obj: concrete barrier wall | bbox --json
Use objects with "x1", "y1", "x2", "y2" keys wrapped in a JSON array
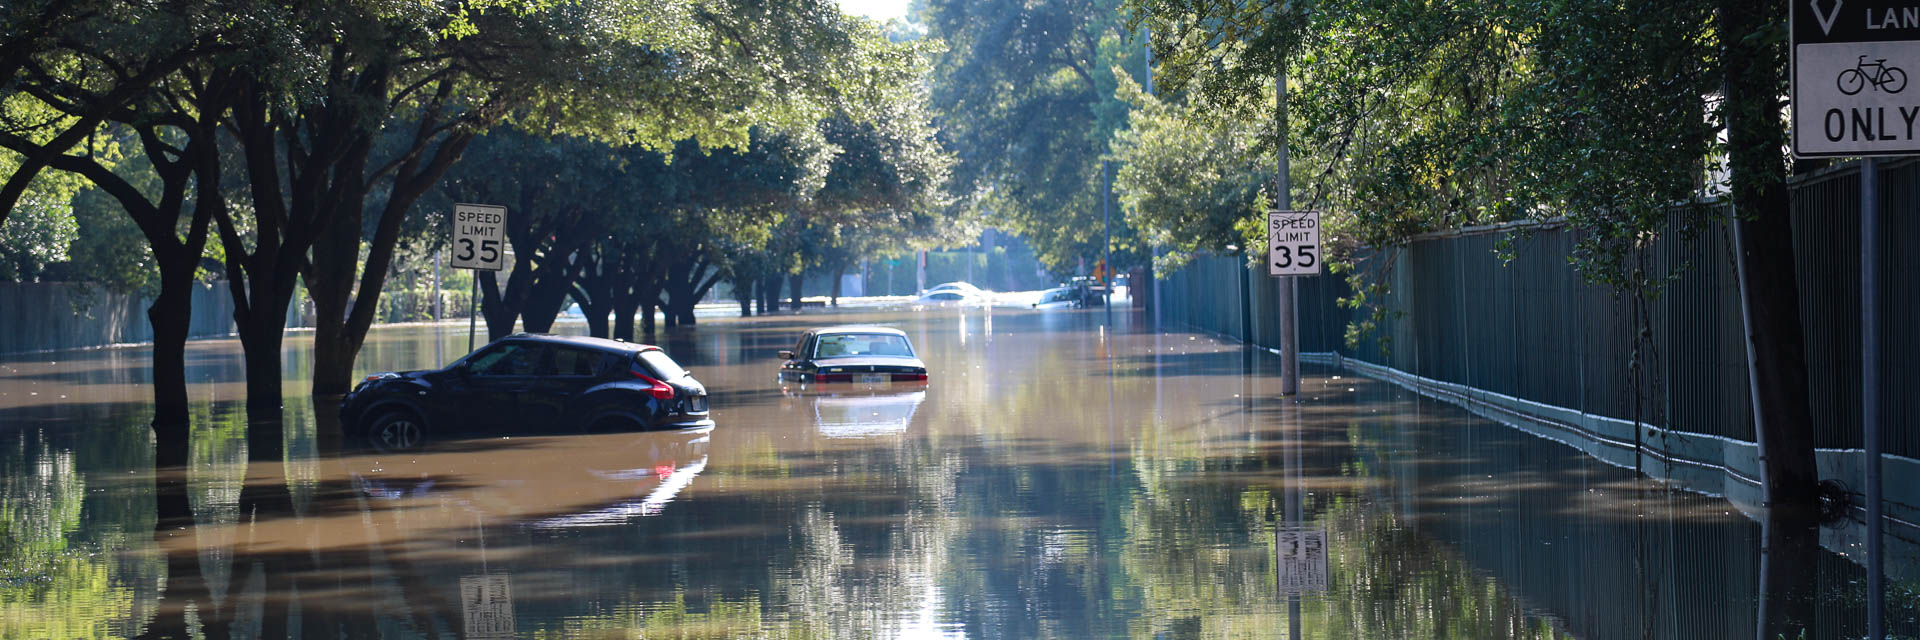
[{"x1": 0, "y1": 281, "x2": 237, "y2": 355}]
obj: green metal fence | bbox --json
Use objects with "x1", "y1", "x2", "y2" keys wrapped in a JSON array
[{"x1": 1162, "y1": 159, "x2": 1918, "y2": 462}]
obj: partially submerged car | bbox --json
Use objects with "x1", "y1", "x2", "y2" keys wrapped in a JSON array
[
  {"x1": 1033, "y1": 286, "x2": 1079, "y2": 309},
  {"x1": 914, "y1": 289, "x2": 986, "y2": 306},
  {"x1": 342, "y1": 334, "x2": 712, "y2": 448},
  {"x1": 924, "y1": 281, "x2": 983, "y2": 296},
  {"x1": 778, "y1": 326, "x2": 929, "y2": 388}
]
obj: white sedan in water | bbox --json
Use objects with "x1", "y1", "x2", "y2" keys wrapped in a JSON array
[{"x1": 913, "y1": 289, "x2": 988, "y2": 306}]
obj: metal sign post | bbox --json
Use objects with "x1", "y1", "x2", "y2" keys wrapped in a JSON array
[
  {"x1": 451, "y1": 203, "x2": 508, "y2": 354},
  {"x1": 1790, "y1": 3, "x2": 1916, "y2": 635},
  {"x1": 1862, "y1": 157, "x2": 1885, "y2": 640}
]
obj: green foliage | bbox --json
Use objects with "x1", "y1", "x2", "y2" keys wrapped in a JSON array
[
  {"x1": 1109, "y1": 73, "x2": 1270, "y2": 272},
  {"x1": 1129, "y1": 0, "x2": 1723, "y2": 289},
  {"x1": 922, "y1": 0, "x2": 1149, "y2": 272}
]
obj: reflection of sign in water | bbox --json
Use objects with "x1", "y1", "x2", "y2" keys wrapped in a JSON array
[
  {"x1": 461, "y1": 574, "x2": 515, "y2": 639},
  {"x1": 1276, "y1": 528, "x2": 1329, "y2": 593}
]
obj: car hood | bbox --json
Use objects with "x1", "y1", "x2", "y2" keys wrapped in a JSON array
[{"x1": 812, "y1": 356, "x2": 926, "y2": 370}]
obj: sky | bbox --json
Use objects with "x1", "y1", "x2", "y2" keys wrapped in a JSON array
[{"x1": 837, "y1": 0, "x2": 912, "y2": 21}]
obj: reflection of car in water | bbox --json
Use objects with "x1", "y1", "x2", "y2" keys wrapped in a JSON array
[
  {"x1": 347, "y1": 425, "x2": 713, "y2": 528},
  {"x1": 785, "y1": 387, "x2": 927, "y2": 438},
  {"x1": 341, "y1": 333, "x2": 712, "y2": 449},
  {"x1": 778, "y1": 325, "x2": 929, "y2": 389}
]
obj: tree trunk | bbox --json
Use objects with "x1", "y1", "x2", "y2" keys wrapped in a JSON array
[
  {"x1": 238, "y1": 322, "x2": 285, "y2": 415},
  {"x1": 1756, "y1": 509, "x2": 1819, "y2": 637},
  {"x1": 614, "y1": 304, "x2": 637, "y2": 342},
  {"x1": 1720, "y1": 0, "x2": 1819, "y2": 516},
  {"x1": 830, "y1": 266, "x2": 845, "y2": 306},
  {"x1": 232, "y1": 272, "x2": 294, "y2": 417},
  {"x1": 479, "y1": 270, "x2": 521, "y2": 342},
  {"x1": 642, "y1": 300, "x2": 659, "y2": 334},
  {"x1": 146, "y1": 271, "x2": 195, "y2": 432},
  {"x1": 520, "y1": 275, "x2": 571, "y2": 333},
  {"x1": 311, "y1": 313, "x2": 357, "y2": 398},
  {"x1": 788, "y1": 273, "x2": 804, "y2": 311},
  {"x1": 737, "y1": 279, "x2": 754, "y2": 317}
]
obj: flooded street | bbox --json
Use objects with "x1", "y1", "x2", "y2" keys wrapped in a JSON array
[{"x1": 0, "y1": 308, "x2": 1905, "y2": 638}]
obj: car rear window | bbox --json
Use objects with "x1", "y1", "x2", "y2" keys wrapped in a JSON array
[
  {"x1": 813, "y1": 333, "x2": 914, "y2": 358},
  {"x1": 637, "y1": 350, "x2": 687, "y2": 379}
]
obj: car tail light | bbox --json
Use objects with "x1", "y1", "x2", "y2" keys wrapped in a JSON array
[
  {"x1": 631, "y1": 370, "x2": 676, "y2": 400},
  {"x1": 816, "y1": 373, "x2": 853, "y2": 383},
  {"x1": 892, "y1": 373, "x2": 928, "y2": 381}
]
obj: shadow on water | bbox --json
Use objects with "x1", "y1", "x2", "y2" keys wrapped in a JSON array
[{"x1": 1, "y1": 309, "x2": 1916, "y2": 638}]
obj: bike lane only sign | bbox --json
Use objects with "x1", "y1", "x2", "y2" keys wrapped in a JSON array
[
  {"x1": 1793, "y1": 0, "x2": 1920, "y2": 157},
  {"x1": 451, "y1": 203, "x2": 507, "y2": 271}
]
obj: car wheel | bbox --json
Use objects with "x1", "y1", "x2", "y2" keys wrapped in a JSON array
[{"x1": 366, "y1": 409, "x2": 427, "y2": 451}]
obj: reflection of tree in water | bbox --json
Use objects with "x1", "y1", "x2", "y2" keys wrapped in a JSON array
[
  {"x1": 1113, "y1": 403, "x2": 1577, "y2": 639},
  {"x1": 0, "y1": 413, "x2": 164, "y2": 639}
]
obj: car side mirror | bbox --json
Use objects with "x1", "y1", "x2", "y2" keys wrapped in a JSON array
[{"x1": 778, "y1": 350, "x2": 794, "y2": 359}]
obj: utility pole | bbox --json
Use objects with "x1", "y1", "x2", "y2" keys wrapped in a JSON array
[
  {"x1": 1103, "y1": 160, "x2": 1114, "y2": 321},
  {"x1": 1276, "y1": 69, "x2": 1299, "y2": 395},
  {"x1": 1146, "y1": 30, "x2": 1161, "y2": 331}
]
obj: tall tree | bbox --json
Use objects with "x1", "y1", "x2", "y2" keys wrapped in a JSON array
[
  {"x1": 216, "y1": 0, "x2": 903, "y2": 403},
  {"x1": 0, "y1": 3, "x2": 240, "y2": 429},
  {"x1": 1127, "y1": 0, "x2": 1818, "y2": 509},
  {"x1": 922, "y1": 0, "x2": 1147, "y2": 272}
]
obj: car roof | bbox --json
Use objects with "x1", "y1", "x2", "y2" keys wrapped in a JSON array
[
  {"x1": 809, "y1": 325, "x2": 910, "y2": 337},
  {"x1": 929, "y1": 281, "x2": 978, "y2": 289},
  {"x1": 504, "y1": 333, "x2": 658, "y2": 354}
]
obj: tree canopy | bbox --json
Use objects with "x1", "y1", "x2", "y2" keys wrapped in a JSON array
[{"x1": 921, "y1": 0, "x2": 1149, "y2": 274}]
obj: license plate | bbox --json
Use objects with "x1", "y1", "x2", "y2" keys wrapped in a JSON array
[{"x1": 855, "y1": 374, "x2": 887, "y2": 384}]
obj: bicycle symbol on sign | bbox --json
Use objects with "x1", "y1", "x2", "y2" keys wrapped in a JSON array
[{"x1": 1838, "y1": 55, "x2": 1909, "y2": 95}]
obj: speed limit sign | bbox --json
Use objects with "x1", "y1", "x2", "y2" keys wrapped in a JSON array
[
  {"x1": 1268, "y1": 210, "x2": 1321, "y2": 277},
  {"x1": 451, "y1": 203, "x2": 507, "y2": 271}
]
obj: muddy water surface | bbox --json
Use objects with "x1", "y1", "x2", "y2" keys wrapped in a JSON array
[{"x1": 0, "y1": 308, "x2": 1896, "y2": 638}]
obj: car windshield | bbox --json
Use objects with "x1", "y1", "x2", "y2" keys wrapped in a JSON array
[
  {"x1": 812, "y1": 333, "x2": 914, "y2": 358},
  {"x1": 927, "y1": 292, "x2": 964, "y2": 300},
  {"x1": 637, "y1": 350, "x2": 687, "y2": 379}
]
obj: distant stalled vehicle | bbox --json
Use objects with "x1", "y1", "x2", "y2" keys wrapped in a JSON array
[
  {"x1": 913, "y1": 289, "x2": 987, "y2": 306},
  {"x1": 1033, "y1": 286, "x2": 1078, "y2": 309},
  {"x1": 778, "y1": 325, "x2": 929, "y2": 388},
  {"x1": 924, "y1": 281, "x2": 984, "y2": 295},
  {"x1": 341, "y1": 334, "x2": 712, "y2": 449}
]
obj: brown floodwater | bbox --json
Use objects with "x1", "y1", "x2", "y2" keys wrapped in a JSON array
[{"x1": 0, "y1": 306, "x2": 1906, "y2": 638}]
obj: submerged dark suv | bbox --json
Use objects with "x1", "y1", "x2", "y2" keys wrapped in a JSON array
[{"x1": 341, "y1": 334, "x2": 711, "y2": 448}]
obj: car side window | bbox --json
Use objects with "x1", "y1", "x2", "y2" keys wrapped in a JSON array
[
  {"x1": 467, "y1": 343, "x2": 539, "y2": 376},
  {"x1": 795, "y1": 335, "x2": 812, "y2": 360},
  {"x1": 540, "y1": 347, "x2": 603, "y2": 377}
]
